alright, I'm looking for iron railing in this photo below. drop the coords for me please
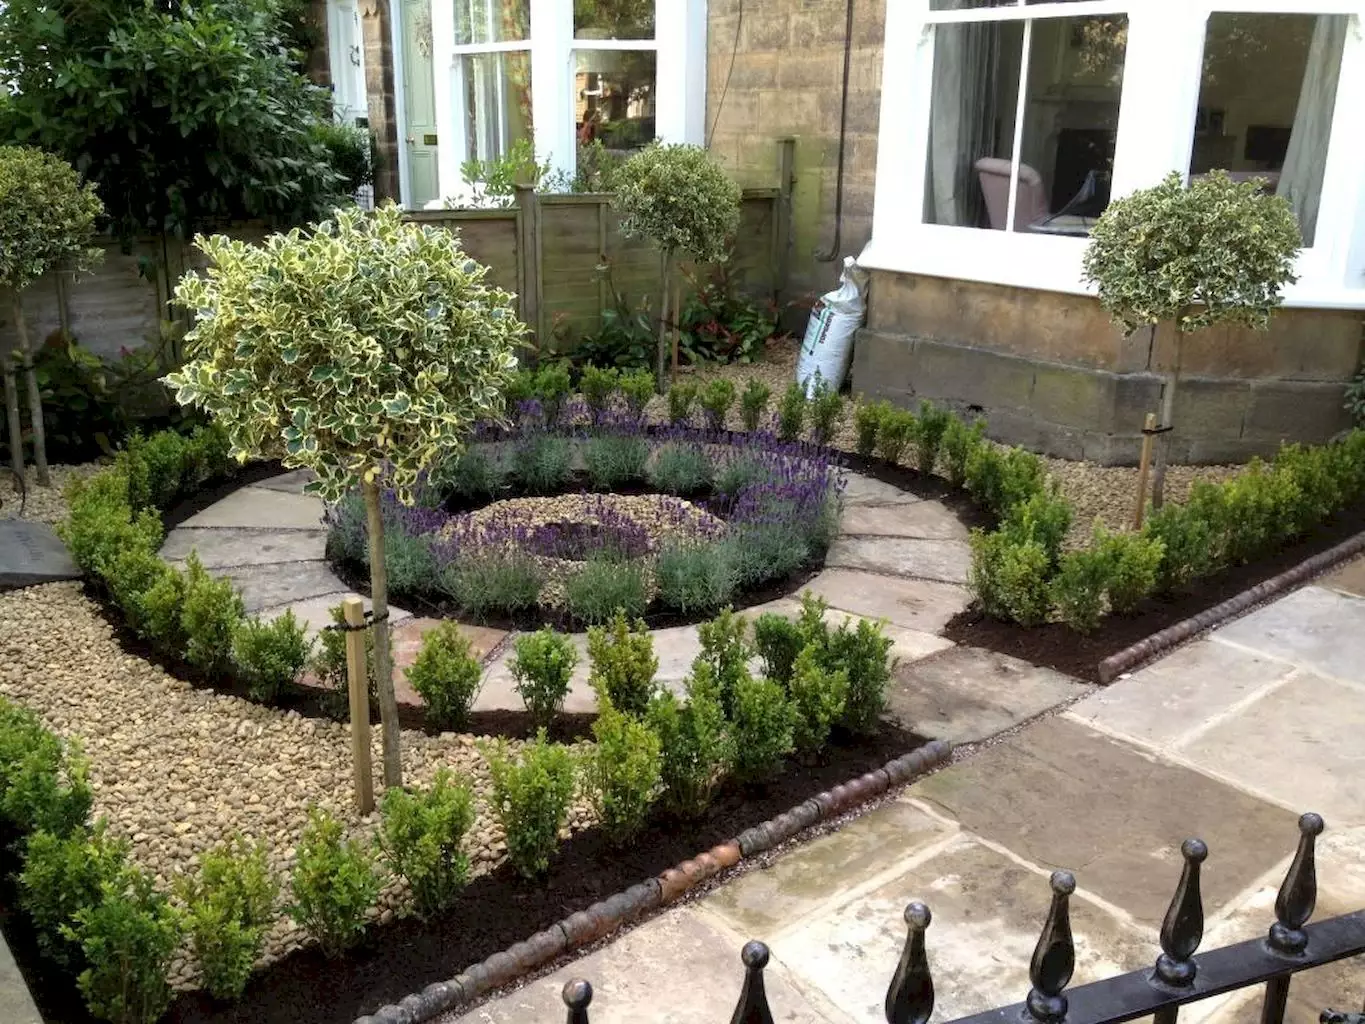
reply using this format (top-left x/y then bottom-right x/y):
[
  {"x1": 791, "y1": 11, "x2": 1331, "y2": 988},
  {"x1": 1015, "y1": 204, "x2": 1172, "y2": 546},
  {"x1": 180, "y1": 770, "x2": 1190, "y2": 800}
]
[{"x1": 557, "y1": 812, "x2": 1365, "y2": 1024}]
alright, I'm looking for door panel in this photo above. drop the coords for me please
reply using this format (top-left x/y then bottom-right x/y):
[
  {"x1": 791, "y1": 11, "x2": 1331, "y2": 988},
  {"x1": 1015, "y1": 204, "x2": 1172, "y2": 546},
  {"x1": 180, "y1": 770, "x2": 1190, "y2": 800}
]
[{"x1": 400, "y1": 0, "x2": 439, "y2": 206}]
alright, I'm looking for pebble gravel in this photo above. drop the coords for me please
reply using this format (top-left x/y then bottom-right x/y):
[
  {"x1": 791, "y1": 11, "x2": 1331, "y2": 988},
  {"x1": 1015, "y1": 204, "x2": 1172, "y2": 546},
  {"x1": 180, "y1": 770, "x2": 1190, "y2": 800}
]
[{"x1": 1, "y1": 462, "x2": 104, "y2": 523}]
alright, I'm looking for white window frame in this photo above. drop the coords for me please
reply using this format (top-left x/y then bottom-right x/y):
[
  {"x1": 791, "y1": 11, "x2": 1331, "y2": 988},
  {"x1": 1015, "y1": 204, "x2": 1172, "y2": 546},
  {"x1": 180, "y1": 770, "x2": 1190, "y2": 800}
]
[
  {"x1": 862, "y1": 0, "x2": 1365, "y2": 308},
  {"x1": 428, "y1": 0, "x2": 706, "y2": 203}
]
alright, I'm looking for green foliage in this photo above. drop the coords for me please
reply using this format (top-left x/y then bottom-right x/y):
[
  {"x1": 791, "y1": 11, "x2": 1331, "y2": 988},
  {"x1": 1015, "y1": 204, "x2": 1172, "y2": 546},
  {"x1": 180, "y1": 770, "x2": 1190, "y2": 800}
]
[
  {"x1": 140, "y1": 565, "x2": 189, "y2": 658},
  {"x1": 729, "y1": 676, "x2": 795, "y2": 783},
  {"x1": 580, "y1": 365, "x2": 621, "y2": 421},
  {"x1": 407, "y1": 622, "x2": 483, "y2": 730},
  {"x1": 1083, "y1": 171, "x2": 1301, "y2": 335},
  {"x1": 0, "y1": 146, "x2": 103, "y2": 293},
  {"x1": 612, "y1": 144, "x2": 741, "y2": 263},
  {"x1": 104, "y1": 548, "x2": 177, "y2": 638},
  {"x1": 511, "y1": 434, "x2": 574, "y2": 494},
  {"x1": 483, "y1": 733, "x2": 577, "y2": 878},
  {"x1": 379, "y1": 769, "x2": 476, "y2": 919},
  {"x1": 853, "y1": 399, "x2": 885, "y2": 458},
  {"x1": 585, "y1": 434, "x2": 650, "y2": 490},
  {"x1": 509, "y1": 628, "x2": 580, "y2": 729},
  {"x1": 165, "y1": 205, "x2": 524, "y2": 505},
  {"x1": 176, "y1": 837, "x2": 277, "y2": 1001},
  {"x1": 876, "y1": 408, "x2": 917, "y2": 465},
  {"x1": 313, "y1": 121, "x2": 376, "y2": 194},
  {"x1": 564, "y1": 555, "x2": 649, "y2": 624},
  {"x1": 0, "y1": 700, "x2": 93, "y2": 839},
  {"x1": 437, "y1": 448, "x2": 505, "y2": 501},
  {"x1": 699, "y1": 378, "x2": 737, "y2": 431},
  {"x1": 666, "y1": 380, "x2": 699, "y2": 426},
  {"x1": 788, "y1": 645, "x2": 848, "y2": 754},
  {"x1": 459, "y1": 138, "x2": 548, "y2": 208},
  {"x1": 648, "y1": 441, "x2": 714, "y2": 495},
  {"x1": 776, "y1": 383, "x2": 806, "y2": 442},
  {"x1": 232, "y1": 611, "x2": 312, "y2": 702},
  {"x1": 58, "y1": 470, "x2": 163, "y2": 577},
  {"x1": 181, "y1": 553, "x2": 247, "y2": 674},
  {"x1": 1049, "y1": 546, "x2": 1108, "y2": 633},
  {"x1": 618, "y1": 368, "x2": 656, "y2": 420},
  {"x1": 808, "y1": 381, "x2": 846, "y2": 446},
  {"x1": 587, "y1": 611, "x2": 658, "y2": 715},
  {"x1": 816, "y1": 612, "x2": 895, "y2": 735},
  {"x1": 532, "y1": 363, "x2": 573, "y2": 425},
  {"x1": 584, "y1": 695, "x2": 662, "y2": 843},
  {"x1": 19, "y1": 823, "x2": 129, "y2": 969},
  {"x1": 288, "y1": 807, "x2": 382, "y2": 958},
  {"x1": 677, "y1": 263, "x2": 778, "y2": 366},
  {"x1": 965, "y1": 445, "x2": 1049, "y2": 516},
  {"x1": 941, "y1": 415, "x2": 986, "y2": 489},
  {"x1": 1099, "y1": 529, "x2": 1165, "y2": 614},
  {"x1": 117, "y1": 429, "x2": 189, "y2": 510},
  {"x1": 65, "y1": 868, "x2": 181, "y2": 1024},
  {"x1": 969, "y1": 529, "x2": 1052, "y2": 626},
  {"x1": 740, "y1": 379, "x2": 772, "y2": 433},
  {"x1": 1346, "y1": 368, "x2": 1365, "y2": 427},
  {"x1": 695, "y1": 608, "x2": 752, "y2": 715},
  {"x1": 574, "y1": 291, "x2": 655, "y2": 371},
  {"x1": 1002, "y1": 490, "x2": 1073, "y2": 567},
  {"x1": 915, "y1": 401, "x2": 953, "y2": 476},
  {"x1": 753, "y1": 613, "x2": 804, "y2": 687},
  {"x1": 440, "y1": 552, "x2": 544, "y2": 620},
  {"x1": 1051, "y1": 525, "x2": 1165, "y2": 632},
  {"x1": 645, "y1": 665, "x2": 734, "y2": 817},
  {"x1": 655, "y1": 542, "x2": 737, "y2": 615}
]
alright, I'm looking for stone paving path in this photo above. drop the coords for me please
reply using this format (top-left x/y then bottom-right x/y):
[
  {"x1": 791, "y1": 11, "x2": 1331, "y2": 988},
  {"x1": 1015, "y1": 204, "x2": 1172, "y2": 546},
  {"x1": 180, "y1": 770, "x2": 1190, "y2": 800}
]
[
  {"x1": 444, "y1": 559, "x2": 1365, "y2": 1024},
  {"x1": 160, "y1": 467, "x2": 991, "y2": 715}
]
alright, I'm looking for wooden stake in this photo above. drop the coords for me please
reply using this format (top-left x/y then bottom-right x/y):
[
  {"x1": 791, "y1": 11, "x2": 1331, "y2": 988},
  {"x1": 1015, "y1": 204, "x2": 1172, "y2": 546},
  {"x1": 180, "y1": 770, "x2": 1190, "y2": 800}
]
[
  {"x1": 1133, "y1": 412, "x2": 1157, "y2": 530},
  {"x1": 342, "y1": 596, "x2": 374, "y2": 815}
]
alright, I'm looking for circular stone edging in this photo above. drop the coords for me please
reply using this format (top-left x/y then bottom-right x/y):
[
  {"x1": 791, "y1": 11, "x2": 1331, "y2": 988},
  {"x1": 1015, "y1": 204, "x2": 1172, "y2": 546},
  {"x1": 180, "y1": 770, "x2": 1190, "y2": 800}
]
[
  {"x1": 356, "y1": 739, "x2": 953, "y2": 1024},
  {"x1": 1097, "y1": 528, "x2": 1365, "y2": 684}
]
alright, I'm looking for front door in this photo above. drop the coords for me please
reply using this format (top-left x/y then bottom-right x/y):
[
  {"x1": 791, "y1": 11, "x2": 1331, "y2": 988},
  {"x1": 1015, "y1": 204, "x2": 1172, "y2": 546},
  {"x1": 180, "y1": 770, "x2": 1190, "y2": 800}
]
[{"x1": 400, "y1": 0, "x2": 439, "y2": 207}]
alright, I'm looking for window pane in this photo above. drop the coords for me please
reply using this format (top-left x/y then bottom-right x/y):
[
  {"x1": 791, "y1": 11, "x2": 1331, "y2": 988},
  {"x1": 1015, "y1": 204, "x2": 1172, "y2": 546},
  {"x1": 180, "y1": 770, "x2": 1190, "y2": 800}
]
[
  {"x1": 575, "y1": 0, "x2": 654, "y2": 40},
  {"x1": 1188, "y1": 13, "x2": 1345, "y2": 246},
  {"x1": 924, "y1": 16, "x2": 1126, "y2": 234},
  {"x1": 455, "y1": 0, "x2": 529, "y2": 46},
  {"x1": 574, "y1": 50, "x2": 656, "y2": 152},
  {"x1": 461, "y1": 51, "x2": 533, "y2": 164}
]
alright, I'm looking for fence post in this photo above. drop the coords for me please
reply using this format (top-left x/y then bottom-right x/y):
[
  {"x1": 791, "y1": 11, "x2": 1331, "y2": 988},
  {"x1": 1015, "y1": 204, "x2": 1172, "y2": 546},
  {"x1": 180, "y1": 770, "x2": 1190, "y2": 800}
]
[
  {"x1": 773, "y1": 137, "x2": 797, "y2": 304},
  {"x1": 342, "y1": 596, "x2": 375, "y2": 815},
  {"x1": 514, "y1": 185, "x2": 544, "y2": 360}
]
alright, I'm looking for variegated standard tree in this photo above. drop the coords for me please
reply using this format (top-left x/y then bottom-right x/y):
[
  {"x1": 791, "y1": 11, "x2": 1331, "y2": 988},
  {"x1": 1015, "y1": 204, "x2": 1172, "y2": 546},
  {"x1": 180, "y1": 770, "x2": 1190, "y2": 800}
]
[{"x1": 166, "y1": 204, "x2": 523, "y2": 786}]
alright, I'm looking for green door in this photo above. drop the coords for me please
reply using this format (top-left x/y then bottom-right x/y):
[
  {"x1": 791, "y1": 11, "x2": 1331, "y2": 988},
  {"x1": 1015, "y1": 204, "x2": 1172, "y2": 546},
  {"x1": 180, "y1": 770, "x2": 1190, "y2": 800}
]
[{"x1": 400, "y1": 0, "x2": 439, "y2": 207}]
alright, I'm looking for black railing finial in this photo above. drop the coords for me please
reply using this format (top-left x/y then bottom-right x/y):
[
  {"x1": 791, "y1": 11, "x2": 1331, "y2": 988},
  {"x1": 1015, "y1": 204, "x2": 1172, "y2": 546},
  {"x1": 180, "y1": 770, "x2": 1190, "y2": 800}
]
[
  {"x1": 562, "y1": 979, "x2": 592, "y2": 1024},
  {"x1": 886, "y1": 902, "x2": 935, "y2": 1024},
  {"x1": 1025, "y1": 871, "x2": 1076, "y2": 1023},
  {"x1": 1155, "y1": 838, "x2": 1208, "y2": 987},
  {"x1": 1268, "y1": 812, "x2": 1325, "y2": 956},
  {"x1": 730, "y1": 940, "x2": 776, "y2": 1024}
]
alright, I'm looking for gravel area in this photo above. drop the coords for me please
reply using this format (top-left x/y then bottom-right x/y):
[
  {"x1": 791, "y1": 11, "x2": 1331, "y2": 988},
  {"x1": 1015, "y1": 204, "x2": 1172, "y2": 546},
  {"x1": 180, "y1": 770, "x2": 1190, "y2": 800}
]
[
  {"x1": 0, "y1": 581, "x2": 595, "y2": 990},
  {"x1": 0, "y1": 462, "x2": 105, "y2": 523}
]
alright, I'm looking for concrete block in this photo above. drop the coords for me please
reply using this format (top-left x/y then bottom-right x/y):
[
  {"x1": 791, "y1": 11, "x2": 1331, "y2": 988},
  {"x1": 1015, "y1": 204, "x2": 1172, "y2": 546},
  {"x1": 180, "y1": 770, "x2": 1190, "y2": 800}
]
[{"x1": 1243, "y1": 379, "x2": 1353, "y2": 445}]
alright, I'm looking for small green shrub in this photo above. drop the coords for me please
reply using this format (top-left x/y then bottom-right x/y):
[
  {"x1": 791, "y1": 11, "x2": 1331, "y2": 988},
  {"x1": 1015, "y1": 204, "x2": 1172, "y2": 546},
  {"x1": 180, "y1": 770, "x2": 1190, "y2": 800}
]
[
  {"x1": 655, "y1": 542, "x2": 737, "y2": 615},
  {"x1": 580, "y1": 365, "x2": 621, "y2": 421},
  {"x1": 695, "y1": 607, "x2": 751, "y2": 714},
  {"x1": 65, "y1": 867, "x2": 181, "y2": 1024},
  {"x1": 440, "y1": 552, "x2": 544, "y2": 619},
  {"x1": 58, "y1": 470, "x2": 162, "y2": 576},
  {"x1": 181, "y1": 553, "x2": 246, "y2": 675},
  {"x1": 667, "y1": 380, "x2": 699, "y2": 425},
  {"x1": 232, "y1": 611, "x2": 312, "y2": 702},
  {"x1": 753, "y1": 613, "x2": 804, "y2": 687},
  {"x1": 509, "y1": 628, "x2": 580, "y2": 728},
  {"x1": 941, "y1": 415, "x2": 986, "y2": 489},
  {"x1": 1050, "y1": 547, "x2": 1109, "y2": 633},
  {"x1": 118, "y1": 429, "x2": 188, "y2": 510},
  {"x1": 20, "y1": 823, "x2": 129, "y2": 969},
  {"x1": 730, "y1": 676, "x2": 795, "y2": 783},
  {"x1": 1346, "y1": 368, "x2": 1365, "y2": 427},
  {"x1": 618, "y1": 368, "x2": 656, "y2": 420},
  {"x1": 965, "y1": 446, "x2": 1048, "y2": 516},
  {"x1": 645, "y1": 664, "x2": 734, "y2": 817},
  {"x1": 789, "y1": 645, "x2": 848, "y2": 754},
  {"x1": 1001, "y1": 490, "x2": 1073, "y2": 566},
  {"x1": 853, "y1": 399, "x2": 885, "y2": 458},
  {"x1": 379, "y1": 769, "x2": 476, "y2": 919},
  {"x1": 1098, "y1": 528, "x2": 1164, "y2": 614},
  {"x1": 586, "y1": 611, "x2": 658, "y2": 714},
  {"x1": 969, "y1": 529, "x2": 1052, "y2": 626},
  {"x1": 310, "y1": 603, "x2": 383, "y2": 714},
  {"x1": 483, "y1": 733, "x2": 577, "y2": 878},
  {"x1": 824, "y1": 615, "x2": 894, "y2": 734},
  {"x1": 915, "y1": 401, "x2": 952, "y2": 476},
  {"x1": 140, "y1": 565, "x2": 189, "y2": 657},
  {"x1": 699, "y1": 378, "x2": 737, "y2": 431},
  {"x1": 584, "y1": 695, "x2": 662, "y2": 842},
  {"x1": 407, "y1": 622, "x2": 483, "y2": 730},
  {"x1": 534, "y1": 363, "x2": 573, "y2": 424},
  {"x1": 564, "y1": 556, "x2": 649, "y2": 624},
  {"x1": 648, "y1": 442, "x2": 714, "y2": 495},
  {"x1": 289, "y1": 807, "x2": 383, "y2": 958},
  {"x1": 104, "y1": 548, "x2": 177, "y2": 637},
  {"x1": 176, "y1": 837, "x2": 277, "y2": 1001},
  {"x1": 776, "y1": 383, "x2": 806, "y2": 442},
  {"x1": 585, "y1": 434, "x2": 650, "y2": 490},
  {"x1": 876, "y1": 408, "x2": 917, "y2": 465},
  {"x1": 512, "y1": 434, "x2": 574, "y2": 494},
  {"x1": 808, "y1": 381, "x2": 845, "y2": 446},
  {"x1": 0, "y1": 701, "x2": 93, "y2": 838},
  {"x1": 739, "y1": 379, "x2": 771, "y2": 432}
]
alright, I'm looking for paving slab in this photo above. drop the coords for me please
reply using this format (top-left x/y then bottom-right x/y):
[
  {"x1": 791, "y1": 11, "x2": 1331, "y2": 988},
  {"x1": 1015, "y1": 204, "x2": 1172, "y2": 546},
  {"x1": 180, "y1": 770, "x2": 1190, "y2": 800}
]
[
  {"x1": 179, "y1": 486, "x2": 325, "y2": 530},
  {"x1": 838, "y1": 502, "x2": 969, "y2": 542},
  {"x1": 802, "y1": 568, "x2": 972, "y2": 634},
  {"x1": 160, "y1": 527, "x2": 329, "y2": 568},
  {"x1": 442, "y1": 904, "x2": 844, "y2": 1024},
  {"x1": 260, "y1": 593, "x2": 412, "y2": 637},
  {"x1": 0, "y1": 929, "x2": 40, "y2": 1024},
  {"x1": 255, "y1": 468, "x2": 317, "y2": 494},
  {"x1": 1179, "y1": 670, "x2": 1365, "y2": 827},
  {"x1": 703, "y1": 798, "x2": 955, "y2": 939},
  {"x1": 770, "y1": 833, "x2": 1154, "y2": 1024},
  {"x1": 908, "y1": 716, "x2": 1298, "y2": 926},
  {"x1": 825, "y1": 536, "x2": 970, "y2": 584},
  {"x1": 223, "y1": 561, "x2": 350, "y2": 612},
  {"x1": 1213, "y1": 584, "x2": 1365, "y2": 684},
  {"x1": 391, "y1": 617, "x2": 509, "y2": 708},
  {"x1": 1067, "y1": 639, "x2": 1296, "y2": 750},
  {"x1": 747, "y1": 596, "x2": 953, "y2": 667},
  {"x1": 0, "y1": 519, "x2": 80, "y2": 590},
  {"x1": 886, "y1": 646, "x2": 1092, "y2": 745},
  {"x1": 1318, "y1": 555, "x2": 1365, "y2": 599},
  {"x1": 842, "y1": 473, "x2": 922, "y2": 506}
]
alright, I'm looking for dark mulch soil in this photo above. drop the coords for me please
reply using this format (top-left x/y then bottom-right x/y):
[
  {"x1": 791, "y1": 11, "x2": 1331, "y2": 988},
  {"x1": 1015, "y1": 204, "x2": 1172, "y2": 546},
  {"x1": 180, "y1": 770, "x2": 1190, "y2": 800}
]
[
  {"x1": 944, "y1": 501, "x2": 1365, "y2": 683},
  {"x1": 2, "y1": 727, "x2": 929, "y2": 1024}
]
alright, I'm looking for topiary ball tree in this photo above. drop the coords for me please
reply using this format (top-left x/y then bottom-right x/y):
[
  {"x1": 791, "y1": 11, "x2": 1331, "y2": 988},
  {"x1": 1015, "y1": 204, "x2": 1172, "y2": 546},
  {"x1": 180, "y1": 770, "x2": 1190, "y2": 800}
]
[
  {"x1": 1082, "y1": 170, "x2": 1300, "y2": 505},
  {"x1": 165, "y1": 204, "x2": 524, "y2": 787},
  {"x1": 612, "y1": 143, "x2": 741, "y2": 389},
  {"x1": 0, "y1": 145, "x2": 104, "y2": 486}
]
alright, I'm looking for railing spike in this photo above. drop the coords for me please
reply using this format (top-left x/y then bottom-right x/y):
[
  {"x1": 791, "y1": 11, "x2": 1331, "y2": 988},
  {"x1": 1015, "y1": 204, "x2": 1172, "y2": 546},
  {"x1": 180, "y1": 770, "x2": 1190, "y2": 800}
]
[
  {"x1": 730, "y1": 940, "x2": 776, "y2": 1024},
  {"x1": 1026, "y1": 871, "x2": 1076, "y2": 1023},
  {"x1": 1268, "y1": 812, "x2": 1325, "y2": 956},
  {"x1": 562, "y1": 979, "x2": 592, "y2": 1024},
  {"x1": 1155, "y1": 838, "x2": 1209, "y2": 988},
  {"x1": 885, "y1": 902, "x2": 935, "y2": 1024}
]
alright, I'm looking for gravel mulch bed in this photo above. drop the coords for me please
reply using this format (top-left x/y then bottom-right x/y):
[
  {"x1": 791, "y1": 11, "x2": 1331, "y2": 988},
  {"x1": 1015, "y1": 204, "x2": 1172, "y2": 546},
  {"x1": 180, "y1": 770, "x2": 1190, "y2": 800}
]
[{"x1": 1, "y1": 463, "x2": 105, "y2": 523}]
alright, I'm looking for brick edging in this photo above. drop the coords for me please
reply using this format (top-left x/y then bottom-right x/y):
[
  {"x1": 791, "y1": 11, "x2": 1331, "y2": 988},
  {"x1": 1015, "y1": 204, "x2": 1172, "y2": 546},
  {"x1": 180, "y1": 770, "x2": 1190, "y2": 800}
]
[
  {"x1": 357, "y1": 739, "x2": 953, "y2": 1024},
  {"x1": 1096, "y1": 529, "x2": 1365, "y2": 684}
]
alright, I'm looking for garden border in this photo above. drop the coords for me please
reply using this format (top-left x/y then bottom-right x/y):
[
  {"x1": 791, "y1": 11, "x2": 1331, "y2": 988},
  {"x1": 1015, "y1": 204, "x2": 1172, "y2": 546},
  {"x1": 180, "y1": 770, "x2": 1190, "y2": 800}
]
[
  {"x1": 1096, "y1": 528, "x2": 1365, "y2": 683},
  {"x1": 357, "y1": 740, "x2": 953, "y2": 1024}
]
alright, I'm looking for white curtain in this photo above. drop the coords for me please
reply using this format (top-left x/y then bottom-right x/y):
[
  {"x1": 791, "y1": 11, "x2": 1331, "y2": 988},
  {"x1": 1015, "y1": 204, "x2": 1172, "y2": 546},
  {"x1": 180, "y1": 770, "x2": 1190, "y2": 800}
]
[
  {"x1": 925, "y1": 16, "x2": 1002, "y2": 227},
  {"x1": 1277, "y1": 15, "x2": 1346, "y2": 245}
]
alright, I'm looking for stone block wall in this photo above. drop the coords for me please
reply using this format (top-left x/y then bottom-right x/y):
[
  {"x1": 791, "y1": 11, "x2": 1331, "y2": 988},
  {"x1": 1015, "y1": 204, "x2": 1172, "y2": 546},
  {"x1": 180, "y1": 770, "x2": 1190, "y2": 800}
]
[
  {"x1": 853, "y1": 271, "x2": 1363, "y2": 465},
  {"x1": 706, "y1": 0, "x2": 885, "y2": 305}
]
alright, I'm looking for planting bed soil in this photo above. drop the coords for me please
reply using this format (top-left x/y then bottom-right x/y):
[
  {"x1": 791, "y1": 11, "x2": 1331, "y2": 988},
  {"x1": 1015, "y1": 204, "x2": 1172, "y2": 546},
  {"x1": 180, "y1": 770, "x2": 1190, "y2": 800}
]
[{"x1": 945, "y1": 501, "x2": 1365, "y2": 683}]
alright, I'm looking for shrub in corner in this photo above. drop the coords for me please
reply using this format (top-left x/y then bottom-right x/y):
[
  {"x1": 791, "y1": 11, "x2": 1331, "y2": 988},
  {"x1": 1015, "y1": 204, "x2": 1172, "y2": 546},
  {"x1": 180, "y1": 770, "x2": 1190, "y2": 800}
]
[
  {"x1": 583, "y1": 694, "x2": 663, "y2": 843},
  {"x1": 729, "y1": 675, "x2": 795, "y2": 783},
  {"x1": 586, "y1": 611, "x2": 658, "y2": 715},
  {"x1": 509, "y1": 627, "x2": 580, "y2": 729},
  {"x1": 379, "y1": 769, "x2": 476, "y2": 919},
  {"x1": 645, "y1": 663, "x2": 734, "y2": 817},
  {"x1": 406, "y1": 622, "x2": 483, "y2": 730}
]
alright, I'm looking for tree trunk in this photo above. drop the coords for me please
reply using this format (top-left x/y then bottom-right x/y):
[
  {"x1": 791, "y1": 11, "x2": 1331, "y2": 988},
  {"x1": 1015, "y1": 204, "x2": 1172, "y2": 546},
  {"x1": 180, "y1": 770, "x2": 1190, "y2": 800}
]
[
  {"x1": 655, "y1": 248, "x2": 673, "y2": 393},
  {"x1": 1, "y1": 346, "x2": 22, "y2": 482},
  {"x1": 1150, "y1": 326, "x2": 1185, "y2": 512},
  {"x1": 13, "y1": 294, "x2": 48, "y2": 487},
  {"x1": 361, "y1": 478, "x2": 403, "y2": 789}
]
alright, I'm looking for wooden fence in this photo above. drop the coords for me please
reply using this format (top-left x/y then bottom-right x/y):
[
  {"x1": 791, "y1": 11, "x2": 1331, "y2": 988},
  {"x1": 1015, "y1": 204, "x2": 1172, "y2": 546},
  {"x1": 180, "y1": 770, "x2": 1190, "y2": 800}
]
[{"x1": 0, "y1": 140, "x2": 795, "y2": 364}]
